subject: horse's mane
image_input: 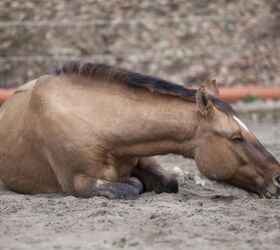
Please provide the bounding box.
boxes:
[52,61,197,100]
[52,60,234,114]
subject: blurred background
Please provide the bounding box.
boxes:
[0,0,279,88]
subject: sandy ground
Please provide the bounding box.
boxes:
[0,117,280,250]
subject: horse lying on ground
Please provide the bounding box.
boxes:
[0,61,279,199]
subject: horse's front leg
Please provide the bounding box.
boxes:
[133,157,179,193]
[73,174,143,199]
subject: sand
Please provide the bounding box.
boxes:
[0,117,280,250]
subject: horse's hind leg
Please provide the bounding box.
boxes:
[133,157,178,193]
[73,174,143,199]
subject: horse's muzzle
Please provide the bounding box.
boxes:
[260,185,280,199]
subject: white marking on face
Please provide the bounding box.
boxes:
[233,116,249,132]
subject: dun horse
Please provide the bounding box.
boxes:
[0,61,280,199]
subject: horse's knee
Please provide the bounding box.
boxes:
[154,175,179,194]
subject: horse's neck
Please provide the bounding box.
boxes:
[110,89,198,157]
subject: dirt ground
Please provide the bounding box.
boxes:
[0,116,280,250]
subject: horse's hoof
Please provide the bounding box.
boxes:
[108,183,140,200]
[124,177,144,194]
[154,176,179,194]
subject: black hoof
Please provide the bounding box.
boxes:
[123,177,144,194]
[107,183,140,200]
[154,176,179,194]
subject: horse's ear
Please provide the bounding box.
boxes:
[196,85,213,116]
[204,79,219,97]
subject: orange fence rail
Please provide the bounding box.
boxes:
[219,87,280,102]
[2,87,280,104]
[0,89,14,103]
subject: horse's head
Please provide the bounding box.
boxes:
[192,80,280,198]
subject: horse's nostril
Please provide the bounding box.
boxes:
[272,175,280,188]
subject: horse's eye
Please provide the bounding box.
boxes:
[273,175,280,188]
[230,134,244,142]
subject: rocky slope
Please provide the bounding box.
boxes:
[0,0,279,88]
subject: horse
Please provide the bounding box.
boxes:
[0,61,279,199]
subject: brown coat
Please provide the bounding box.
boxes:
[0,61,279,199]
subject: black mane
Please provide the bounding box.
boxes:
[52,60,234,114]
